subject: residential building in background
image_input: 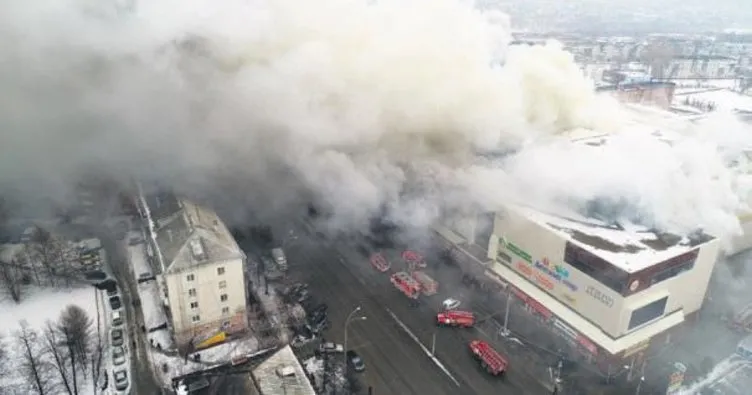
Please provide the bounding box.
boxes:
[137,192,248,349]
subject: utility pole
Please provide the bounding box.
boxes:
[431,332,436,356]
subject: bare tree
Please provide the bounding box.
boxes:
[16,321,51,395]
[0,259,24,303]
[43,321,74,395]
[58,305,93,377]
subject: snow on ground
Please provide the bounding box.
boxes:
[125,241,173,350]
[126,241,153,278]
[253,282,292,343]
[0,286,102,394]
[188,336,260,363]
[674,89,752,112]
[304,356,324,377]
[673,79,739,94]
[150,350,211,387]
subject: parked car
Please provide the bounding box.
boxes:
[110,329,124,347]
[317,342,344,354]
[308,303,328,316]
[112,346,126,366]
[291,328,317,348]
[109,296,122,310]
[113,369,128,391]
[111,311,123,327]
[309,318,329,334]
[309,310,327,326]
[442,298,461,311]
[106,287,119,298]
[347,350,366,372]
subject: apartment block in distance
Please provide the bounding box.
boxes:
[137,191,248,349]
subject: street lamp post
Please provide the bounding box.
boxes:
[502,290,512,336]
[344,306,367,375]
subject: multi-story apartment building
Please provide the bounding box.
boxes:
[138,192,248,349]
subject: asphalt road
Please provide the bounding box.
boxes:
[263,217,550,395]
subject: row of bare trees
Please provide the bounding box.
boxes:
[0,305,103,395]
[1,227,84,303]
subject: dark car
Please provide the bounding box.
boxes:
[110,328,124,347]
[347,350,366,372]
[308,303,328,316]
[309,318,329,333]
[109,296,122,310]
[309,310,327,325]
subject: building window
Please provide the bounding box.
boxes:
[217,267,225,275]
[564,242,628,294]
[186,274,195,282]
[220,294,228,302]
[188,288,196,297]
[222,307,230,315]
[497,250,511,265]
[650,250,697,286]
[190,301,199,309]
[628,296,669,330]
[219,280,227,289]
[191,315,200,323]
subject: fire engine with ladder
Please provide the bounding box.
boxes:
[437,310,475,327]
[402,250,427,269]
[411,271,438,295]
[469,340,507,375]
[390,271,421,299]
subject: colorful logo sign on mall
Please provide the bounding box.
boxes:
[534,258,579,293]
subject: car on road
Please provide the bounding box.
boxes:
[307,303,328,316]
[109,296,122,310]
[111,329,124,347]
[317,342,344,354]
[113,369,129,391]
[107,286,119,298]
[309,310,327,326]
[309,317,329,333]
[112,346,126,366]
[347,350,366,372]
[442,298,461,311]
[291,325,316,348]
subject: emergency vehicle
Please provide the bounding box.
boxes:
[369,253,391,273]
[402,250,427,269]
[390,271,421,299]
[469,340,507,375]
[437,310,475,327]
[411,271,438,295]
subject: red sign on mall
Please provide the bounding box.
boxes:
[576,335,598,356]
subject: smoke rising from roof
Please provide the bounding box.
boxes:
[2,0,751,239]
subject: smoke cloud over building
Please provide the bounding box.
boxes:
[1,0,751,238]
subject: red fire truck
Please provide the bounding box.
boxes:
[469,340,507,375]
[369,253,391,273]
[402,250,427,269]
[437,310,475,327]
[390,271,421,299]
[411,271,438,295]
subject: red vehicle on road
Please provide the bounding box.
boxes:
[469,340,507,375]
[402,250,427,269]
[411,271,438,295]
[369,253,391,273]
[437,310,475,328]
[390,271,421,299]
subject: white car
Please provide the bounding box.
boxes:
[442,298,461,310]
[317,342,344,354]
[113,369,128,391]
[112,346,126,366]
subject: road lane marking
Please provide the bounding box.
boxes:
[385,308,461,387]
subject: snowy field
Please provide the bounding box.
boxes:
[0,286,101,395]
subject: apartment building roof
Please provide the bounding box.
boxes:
[144,193,243,275]
[252,345,316,395]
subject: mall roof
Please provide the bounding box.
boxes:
[513,205,713,273]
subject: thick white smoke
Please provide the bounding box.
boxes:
[1,0,751,238]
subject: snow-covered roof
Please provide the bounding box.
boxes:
[513,205,712,273]
[142,193,244,275]
[252,345,316,395]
